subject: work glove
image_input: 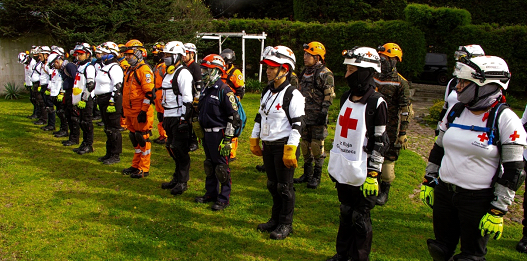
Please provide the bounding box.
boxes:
[137,110,147,123]
[282,145,298,168]
[192,119,205,139]
[397,132,408,150]
[37,86,41,92]
[107,102,116,113]
[77,100,87,109]
[192,96,200,112]
[360,171,379,197]
[219,137,233,157]
[250,137,263,156]
[479,209,505,240]
[57,92,64,102]
[44,90,50,96]
[72,87,83,96]
[420,174,438,209]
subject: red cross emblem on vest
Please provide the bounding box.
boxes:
[477,132,489,142]
[74,74,80,85]
[510,130,520,141]
[275,103,281,110]
[339,107,358,138]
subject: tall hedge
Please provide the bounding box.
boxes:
[208,19,426,81]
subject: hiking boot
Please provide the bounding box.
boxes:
[195,196,216,204]
[41,125,55,131]
[326,254,350,261]
[33,119,46,125]
[130,170,149,179]
[153,136,166,145]
[516,235,527,253]
[294,162,313,183]
[98,154,111,162]
[270,224,292,240]
[255,164,266,172]
[77,145,94,155]
[307,177,320,189]
[189,142,199,151]
[54,131,68,138]
[257,219,278,232]
[376,181,391,206]
[96,121,105,127]
[28,114,38,119]
[103,154,120,165]
[170,183,188,195]
[211,201,229,211]
[161,178,178,189]
[62,140,79,146]
[122,166,139,175]
[73,143,86,153]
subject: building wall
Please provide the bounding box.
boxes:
[0,35,53,93]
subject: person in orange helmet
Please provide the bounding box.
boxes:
[121,39,156,178]
[117,44,130,131]
[151,42,168,145]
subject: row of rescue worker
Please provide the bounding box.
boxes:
[18,40,527,260]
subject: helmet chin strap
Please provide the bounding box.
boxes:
[268,65,287,84]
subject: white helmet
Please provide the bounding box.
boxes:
[51,46,65,56]
[30,46,39,55]
[260,45,296,71]
[47,53,61,68]
[98,42,120,56]
[454,44,485,61]
[184,43,197,54]
[164,41,186,55]
[342,47,381,73]
[39,46,51,54]
[18,52,30,64]
[454,55,511,89]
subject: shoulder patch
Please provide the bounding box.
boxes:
[145,73,152,83]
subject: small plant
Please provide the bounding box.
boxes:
[245,78,265,93]
[3,82,23,100]
[424,99,444,126]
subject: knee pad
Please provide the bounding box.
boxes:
[134,131,147,147]
[311,139,324,159]
[204,159,214,177]
[129,131,139,147]
[299,140,310,158]
[215,164,230,184]
[381,160,396,183]
[427,239,453,261]
[277,182,293,198]
[385,147,400,161]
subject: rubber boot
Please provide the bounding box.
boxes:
[307,158,324,189]
[376,181,391,206]
[294,161,313,184]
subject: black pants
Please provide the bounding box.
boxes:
[43,94,56,127]
[32,82,47,122]
[163,117,191,184]
[53,95,68,132]
[71,96,94,146]
[335,182,376,261]
[64,89,80,143]
[97,93,122,156]
[29,85,40,117]
[433,180,494,260]
[262,142,298,225]
[202,131,231,204]
[523,164,527,236]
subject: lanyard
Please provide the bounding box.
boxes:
[262,90,280,117]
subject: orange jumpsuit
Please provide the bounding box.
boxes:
[153,62,167,140]
[221,65,245,160]
[119,58,130,129]
[123,60,155,172]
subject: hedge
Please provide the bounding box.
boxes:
[207,19,426,81]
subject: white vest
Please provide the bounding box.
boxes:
[94,63,123,95]
[48,68,63,96]
[328,98,369,186]
[31,61,42,83]
[72,63,95,105]
[161,65,193,118]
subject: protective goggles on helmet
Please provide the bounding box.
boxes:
[262,46,295,64]
[342,48,379,64]
[454,50,470,62]
[457,58,510,84]
[74,43,91,54]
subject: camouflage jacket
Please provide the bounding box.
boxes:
[374,71,411,133]
[298,63,335,125]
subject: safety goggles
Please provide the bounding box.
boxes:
[261,46,295,63]
[454,50,469,62]
[458,58,510,83]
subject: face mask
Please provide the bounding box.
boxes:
[153,53,164,64]
[163,56,174,66]
[456,81,477,104]
[346,67,373,96]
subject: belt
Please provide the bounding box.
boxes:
[204,127,224,132]
[262,138,288,146]
[438,179,493,194]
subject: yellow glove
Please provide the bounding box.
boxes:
[479,210,504,240]
[360,171,379,197]
[37,86,41,92]
[77,100,87,109]
[107,104,116,113]
[57,93,64,102]
[72,87,83,96]
[397,134,408,149]
[282,145,298,168]
[250,138,263,156]
[219,138,232,157]
[420,185,434,209]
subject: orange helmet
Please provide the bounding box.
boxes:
[303,41,326,60]
[152,42,165,55]
[378,43,402,62]
[124,39,147,65]
[124,39,143,53]
[200,54,226,73]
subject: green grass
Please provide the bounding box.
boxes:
[0,94,525,260]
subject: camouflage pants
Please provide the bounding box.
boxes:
[300,125,328,165]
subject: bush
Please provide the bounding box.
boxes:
[245,78,265,93]
[3,82,23,100]
[424,99,444,126]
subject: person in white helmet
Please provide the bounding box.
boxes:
[18,51,38,119]
[48,46,69,138]
[250,45,305,240]
[517,106,527,254]
[326,47,388,261]
[33,46,52,126]
[420,55,526,261]
[183,42,202,152]
[159,41,194,196]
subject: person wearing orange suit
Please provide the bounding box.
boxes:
[121,39,156,178]
[151,42,167,145]
[117,44,130,131]
[220,49,245,162]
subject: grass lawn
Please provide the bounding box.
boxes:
[0,93,525,260]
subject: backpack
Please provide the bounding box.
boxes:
[446,101,509,146]
[260,84,296,126]
[220,85,247,137]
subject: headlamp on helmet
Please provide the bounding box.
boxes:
[454,55,510,89]
[454,44,485,62]
[342,47,381,73]
[377,43,402,62]
[260,45,296,71]
[152,42,165,54]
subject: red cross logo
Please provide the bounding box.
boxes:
[339,108,358,138]
[510,130,520,141]
[478,133,489,142]
[286,49,294,56]
[275,103,281,110]
[366,51,372,57]
[74,74,80,85]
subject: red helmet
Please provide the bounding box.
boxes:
[200,54,226,73]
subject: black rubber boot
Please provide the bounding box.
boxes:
[376,181,391,206]
[294,162,313,184]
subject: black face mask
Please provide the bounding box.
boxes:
[346,67,374,96]
[153,53,164,64]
